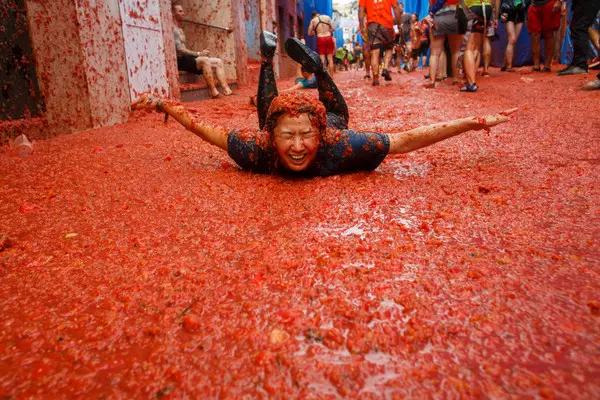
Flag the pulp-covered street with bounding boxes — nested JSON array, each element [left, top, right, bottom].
[[1, 70, 599, 398]]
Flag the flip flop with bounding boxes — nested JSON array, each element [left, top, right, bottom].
[[284, 38, 323, 74]]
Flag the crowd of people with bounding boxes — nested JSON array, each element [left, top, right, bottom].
[[352, 0, 600, 91], [172, 0, 600, 94], [142, 0, 597, 178]]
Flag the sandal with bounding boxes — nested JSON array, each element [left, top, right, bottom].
[[532, 66, 541, 72], [460, 83, 478, 92]]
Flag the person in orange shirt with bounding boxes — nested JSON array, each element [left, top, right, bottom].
[[359, 0, 403, 86]]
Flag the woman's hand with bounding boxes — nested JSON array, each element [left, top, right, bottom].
[[130, 93, 164, 112], [476, 108, 518, 130]]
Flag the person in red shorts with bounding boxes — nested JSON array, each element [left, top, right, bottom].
[[358, 0, 403, 86], [527, 0, 563, 72], [308, 11, 336, 76]]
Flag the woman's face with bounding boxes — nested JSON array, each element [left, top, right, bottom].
[[411, 14, 417, 23], [272, 113, 319, 172]]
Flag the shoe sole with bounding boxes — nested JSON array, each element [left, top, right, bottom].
[[284, 38, 322, 73]]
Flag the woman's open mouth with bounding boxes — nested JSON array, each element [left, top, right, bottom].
[[288, 154, 306, 162]]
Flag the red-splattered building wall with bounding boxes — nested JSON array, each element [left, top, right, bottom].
[[1, 0, 182, 141], [0, 0, 306, 142]]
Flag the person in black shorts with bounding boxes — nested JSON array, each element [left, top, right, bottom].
[[500, 0, 528, 71], [457, 0, 497, 92]]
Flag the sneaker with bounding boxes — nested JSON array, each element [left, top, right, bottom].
[[260, 31, 277, 59], [381, 68, 392, 81], [588, 56, 600, 69], [284, 38, 323, 73], [558, 65, 587, 76], [582, 78, 600, 91], [460, 83, 478, 92]]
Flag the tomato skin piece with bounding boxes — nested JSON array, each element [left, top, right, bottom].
[[182, 314, 202, 333]]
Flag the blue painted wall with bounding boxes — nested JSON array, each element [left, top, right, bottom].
[[245, 0, 261, 61]]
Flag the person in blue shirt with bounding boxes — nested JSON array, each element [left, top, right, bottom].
[[131, 32, 516, 177]]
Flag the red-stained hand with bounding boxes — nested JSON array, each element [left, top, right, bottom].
[[130, 93, 163, 112], [478, 108, 519, 129]]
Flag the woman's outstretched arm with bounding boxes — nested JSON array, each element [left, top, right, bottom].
[[388, 108, 518, 154], [130, 94, 229, 151]]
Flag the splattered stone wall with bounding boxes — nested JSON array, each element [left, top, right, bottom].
[[75, 0, 130, 128], [26, 0, 94, 133], [1, 0, 180, 142]]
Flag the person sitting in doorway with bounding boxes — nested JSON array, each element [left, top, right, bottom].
[[172, 2, 232, 98]]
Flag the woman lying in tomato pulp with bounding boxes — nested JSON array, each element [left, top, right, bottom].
[[131, 32, 516, 177]]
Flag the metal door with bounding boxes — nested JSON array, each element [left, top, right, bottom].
[[119, 0, 169, 101]]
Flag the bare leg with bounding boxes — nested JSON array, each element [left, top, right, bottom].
[[428, 36, 444, 87], [448, 34, 464, 81], [371, 47, 381, 82], [531, 32, 541, 69], [327, 54, 335, 76], [205, 57, 232, 95], [543, 30, 555, 71], [465, 32, 483, 85], [364, 49, 371, 77], [503, 21, 522, 69], [383, 47, 393, 70], [197, 58, 219, 97], [406, 42, 413, 70], [439, 49, 447, 79], [482, 36, 491, 74]]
